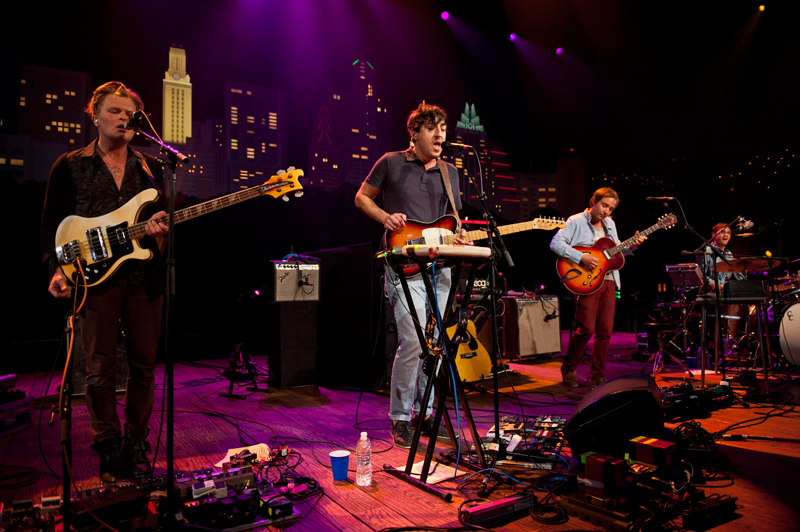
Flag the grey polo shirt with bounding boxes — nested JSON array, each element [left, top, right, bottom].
[[365, 148, 462, 223]]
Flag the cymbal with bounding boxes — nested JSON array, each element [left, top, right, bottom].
[[716, 257, 781, 273]]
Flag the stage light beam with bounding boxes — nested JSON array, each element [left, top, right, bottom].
[[441, 11, 450, 21]]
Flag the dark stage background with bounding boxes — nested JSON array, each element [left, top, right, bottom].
[[3, 1, 798, 376]]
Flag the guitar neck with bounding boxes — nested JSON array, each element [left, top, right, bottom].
[[126, 184, 268, 239], [607, 222, 663, 257], [443, 220, 551, 245]]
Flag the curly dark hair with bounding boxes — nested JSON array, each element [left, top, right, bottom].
[[406, 103, 447, 138]]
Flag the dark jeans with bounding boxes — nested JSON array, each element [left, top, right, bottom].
[[79, 278, 162, 443], [562, 279, 616, 378]]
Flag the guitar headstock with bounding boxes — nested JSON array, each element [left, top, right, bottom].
[[533, 217, 567, 230], [260, 167, 305, 202], [658, 214, 678, 229]]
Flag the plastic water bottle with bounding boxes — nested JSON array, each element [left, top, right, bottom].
[[355, 431, 372, 486]]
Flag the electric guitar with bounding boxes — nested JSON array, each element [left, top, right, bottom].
[[55, 168, 304, 287], [387, 215, 566, 276], [555, 214, 677, 295], [446, 320, 492, 383]]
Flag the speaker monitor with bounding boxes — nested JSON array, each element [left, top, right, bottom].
[[564, 373, 665, 457], [266, 302, 317, 389], [503, 296, 562, 359]]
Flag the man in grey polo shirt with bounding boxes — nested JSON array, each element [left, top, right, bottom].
[[355, 103, 470, 448]]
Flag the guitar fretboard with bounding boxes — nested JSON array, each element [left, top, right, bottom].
[[607, 219, 670, 257], [126, 182, 272, 240], [442, 218, 562, 245]]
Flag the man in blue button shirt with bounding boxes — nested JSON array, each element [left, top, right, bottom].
[[550, 187, 646, 388]]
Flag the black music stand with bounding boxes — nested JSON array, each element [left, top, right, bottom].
[[377, 246, 489, 499]]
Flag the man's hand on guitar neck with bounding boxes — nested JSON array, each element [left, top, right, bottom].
[[48, 266, 72, 299], [145, 211, 169, 237], [630, 230, 647, 250], [452, 228, 474, 246]]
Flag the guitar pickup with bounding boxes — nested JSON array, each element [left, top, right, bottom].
[[56, 240, 82, 264], [86, 227, 109, 262]]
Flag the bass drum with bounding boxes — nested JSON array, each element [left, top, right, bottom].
[[777, 303, 800, 366]]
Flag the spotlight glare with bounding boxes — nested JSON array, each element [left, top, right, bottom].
[[556, 47, 563, 55], [759, 5, 765, 11], [441, 11, 450, 21], [509, 33, 517, 42]]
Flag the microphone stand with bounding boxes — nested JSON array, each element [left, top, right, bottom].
[[459, 146, 514, 496], [132, 126, 187, 526], [659, 199, 732, 387]]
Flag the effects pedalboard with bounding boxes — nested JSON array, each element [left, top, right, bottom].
[[0, 464, 301, 532], [470, 415, 566, 467]]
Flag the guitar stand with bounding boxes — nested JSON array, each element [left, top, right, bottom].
[[219, 343, 266, 399], [379, 250, 488, 500]]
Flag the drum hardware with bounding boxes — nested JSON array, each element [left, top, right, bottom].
[[643, 321, 695, 377]]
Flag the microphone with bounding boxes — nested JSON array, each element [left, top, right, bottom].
[[646, 196, 675, 201], [124, 110, 144, 130], [298, 275, 313, 288], [441, 140, 471, 150], [737, 220, 754, 231]]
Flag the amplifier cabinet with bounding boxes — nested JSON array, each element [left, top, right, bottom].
[[503, 296, 562, 359], [274, 263, 320, 302]]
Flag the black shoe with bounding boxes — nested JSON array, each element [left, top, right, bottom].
[[391, 420, 412, 449], [90, 439, 126, 484], [415, 415, 458, 441], [122, 440, 152, 478]]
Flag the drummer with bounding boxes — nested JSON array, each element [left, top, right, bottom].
[[698, 223, 746, 340], [698, 223, 745, 292]]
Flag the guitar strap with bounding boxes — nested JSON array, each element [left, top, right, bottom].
[[437, 160, 461, 233], [133, 149, 162, 195]]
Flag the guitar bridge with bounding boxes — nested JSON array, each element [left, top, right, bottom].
[[55, 240, 82, 264], [86, 227, 109, 262]]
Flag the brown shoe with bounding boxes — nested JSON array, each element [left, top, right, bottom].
[[561, 367, 579, 388], [591, 375, 606, 388]]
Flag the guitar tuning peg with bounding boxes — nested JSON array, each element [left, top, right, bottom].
[[277, 169, 286, 175], [282, 195, 290, 202], [287, 166, 295, 172], [295, 191, 304, 198]]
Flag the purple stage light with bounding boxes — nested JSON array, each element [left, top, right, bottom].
[[556, 47, 563, 55], [441, 11, 449, 21], [509, 33, 517, 42]]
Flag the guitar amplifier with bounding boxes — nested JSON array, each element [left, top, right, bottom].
[[273, 262, 320, 302], [503, 296, 562, 359]]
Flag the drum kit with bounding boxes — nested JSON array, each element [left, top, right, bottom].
[[649, 257, 800, 378]]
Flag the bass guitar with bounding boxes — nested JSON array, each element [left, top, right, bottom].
[[387, 215, 565, 276], [555, 214, 677, 295], [55, 168, 304, 287]]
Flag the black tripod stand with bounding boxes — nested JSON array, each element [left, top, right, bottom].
[[378, 246, 490, 499]]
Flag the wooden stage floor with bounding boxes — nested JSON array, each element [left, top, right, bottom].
[[2, 331, 800, 532]]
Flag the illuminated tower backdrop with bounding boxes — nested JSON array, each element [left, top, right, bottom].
[[163, 46, 192, 144]]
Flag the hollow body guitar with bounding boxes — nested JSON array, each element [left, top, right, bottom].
[[555, 214, 677, 296]]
